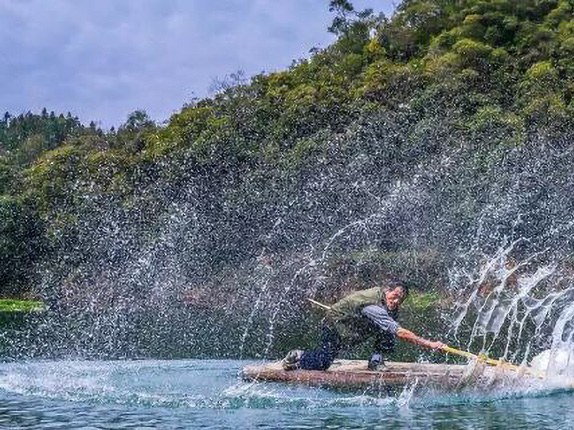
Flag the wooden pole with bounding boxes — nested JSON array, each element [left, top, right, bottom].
[[307, 298, 332, 311]]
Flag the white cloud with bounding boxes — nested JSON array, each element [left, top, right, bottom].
[[0, 0, 395, 127]]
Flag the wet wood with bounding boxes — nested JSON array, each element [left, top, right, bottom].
[[242, 360, 540, 392]]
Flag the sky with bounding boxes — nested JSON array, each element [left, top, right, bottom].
[[0, 0, 396, 128]]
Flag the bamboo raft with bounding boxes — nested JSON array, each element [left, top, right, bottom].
[[242, 359, 543, 392]]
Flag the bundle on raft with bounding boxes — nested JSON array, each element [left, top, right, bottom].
[[242, 360, 545, 392]]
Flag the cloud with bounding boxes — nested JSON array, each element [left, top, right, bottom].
[[0, 0, 395, 127]]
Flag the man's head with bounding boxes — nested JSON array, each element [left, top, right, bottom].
[[384, 279, 409, 310]]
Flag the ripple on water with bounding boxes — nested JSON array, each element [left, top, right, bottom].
[[1, 359, 574, 429]]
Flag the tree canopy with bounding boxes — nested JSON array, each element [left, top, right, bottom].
[[2, 0, 574, 300]]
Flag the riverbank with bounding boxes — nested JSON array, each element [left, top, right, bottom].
[[0, 290, 448, 361], [0, 300, 43, 313]]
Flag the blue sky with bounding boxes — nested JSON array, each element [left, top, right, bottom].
[[0, 0, 395, 128]]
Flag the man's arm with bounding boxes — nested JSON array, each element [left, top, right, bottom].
[[397, 327, 446, 350]]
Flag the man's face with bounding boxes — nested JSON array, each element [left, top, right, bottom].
[[385, 287, 406, 310]]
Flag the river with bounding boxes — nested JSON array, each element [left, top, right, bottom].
[[1, 359, 573, 429]]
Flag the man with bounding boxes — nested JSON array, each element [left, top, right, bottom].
[[282, 279, 446, 371]]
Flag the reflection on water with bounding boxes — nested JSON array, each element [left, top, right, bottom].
[[1, 359, 574, 429]]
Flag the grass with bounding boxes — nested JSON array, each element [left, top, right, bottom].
[[404, 290, 441, 311], [0, 299, 44, 312]]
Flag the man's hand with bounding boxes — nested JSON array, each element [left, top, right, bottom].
[[427, 341, 447, 350], [397, 328, 447, 351]]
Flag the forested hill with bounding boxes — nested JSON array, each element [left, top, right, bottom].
[[1, 0, 574, 308]]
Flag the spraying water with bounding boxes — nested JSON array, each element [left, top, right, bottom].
[[447, 242, 574, 378]]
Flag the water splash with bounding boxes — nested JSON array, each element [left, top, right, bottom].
[[447, 242, 574, 377]]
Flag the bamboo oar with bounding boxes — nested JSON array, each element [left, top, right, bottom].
[[308, 298, 333, 311], [307, 298, 544, 379]]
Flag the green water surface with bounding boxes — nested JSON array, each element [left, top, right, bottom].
[[0, 359, 572, 429]]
